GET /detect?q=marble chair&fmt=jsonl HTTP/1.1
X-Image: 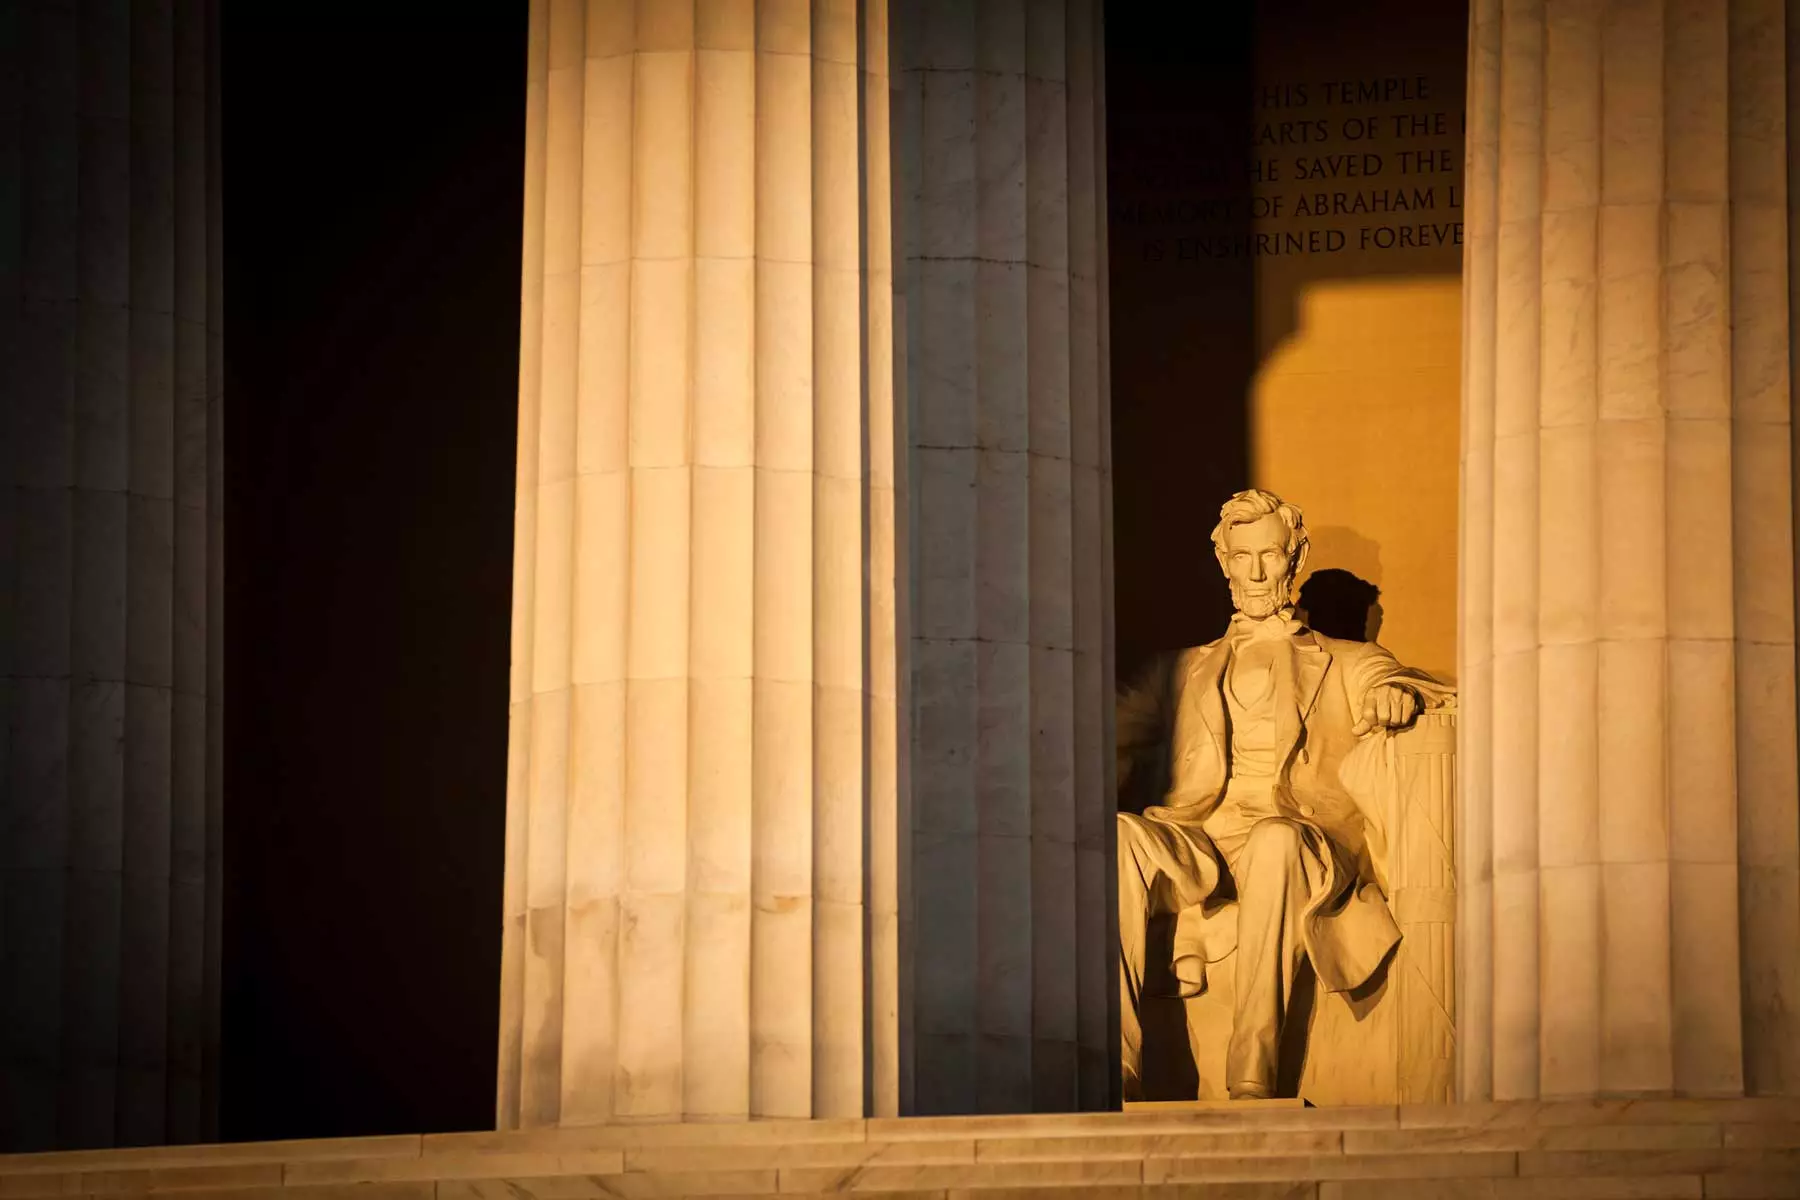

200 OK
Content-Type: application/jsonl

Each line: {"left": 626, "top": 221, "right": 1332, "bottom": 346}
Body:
{"left": 1138, "top": 706, "right": 1458, "bottom": 1104}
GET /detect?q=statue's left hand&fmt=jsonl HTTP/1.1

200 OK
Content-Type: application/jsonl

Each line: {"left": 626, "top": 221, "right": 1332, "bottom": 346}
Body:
{"left": 1352, "top": 683, "right": 1419, "bottom": 736}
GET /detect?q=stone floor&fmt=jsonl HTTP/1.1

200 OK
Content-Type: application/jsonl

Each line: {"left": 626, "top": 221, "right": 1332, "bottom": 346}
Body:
{"left": 3, "top": 1099, "right": 1799, "bottom": 1199}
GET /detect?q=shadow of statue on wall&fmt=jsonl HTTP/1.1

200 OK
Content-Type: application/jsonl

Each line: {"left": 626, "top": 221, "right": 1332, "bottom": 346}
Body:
{"left": 1297, "top": 567, "right": 1382, "bottom": 643}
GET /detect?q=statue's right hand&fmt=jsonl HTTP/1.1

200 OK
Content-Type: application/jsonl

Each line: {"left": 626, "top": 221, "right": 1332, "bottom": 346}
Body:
{"left": 1352, "top": 683, "right": 1419, "bottom": 736}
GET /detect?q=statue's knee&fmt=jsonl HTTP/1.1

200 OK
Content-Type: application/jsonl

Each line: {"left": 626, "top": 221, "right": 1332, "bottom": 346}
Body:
{"left": 1243, "top": 817, "right": 1303, "bottom": 861}
{"left": 1118, "top": 809, "right": 1159, "bottom": 842}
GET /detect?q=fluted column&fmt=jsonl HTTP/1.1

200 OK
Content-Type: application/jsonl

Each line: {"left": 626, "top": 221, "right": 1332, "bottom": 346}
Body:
{"left": 1460, "top": 0, "right": 1800, "bottom": 1099}
{"left": 0, "top": 0, "right": 223, "bottom": 1149}
{"left": 894, "top": 0, "right": 1115, "bottom": 1114}
{"left": 496, "top": 0, "right": 899, "bottom": 1126}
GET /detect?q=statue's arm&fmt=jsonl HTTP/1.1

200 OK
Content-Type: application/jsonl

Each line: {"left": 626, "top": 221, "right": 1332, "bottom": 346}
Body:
{"left": 1341, "top": 640, "right": 1458, "bottom": 716}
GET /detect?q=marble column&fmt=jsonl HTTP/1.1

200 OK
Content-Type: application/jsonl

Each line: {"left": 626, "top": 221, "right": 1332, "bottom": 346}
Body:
{"left": 495, "top": 0, "right": 901, "bottom": 1126}
{"left": 0, "top": 0, "right": 224, "bottom": 1149}
{"left": 1459, "top": 0, "right": 1800, "bottom": 1099}
{"left": 893, "top": 0, "right": 1116, "bottom": 1115}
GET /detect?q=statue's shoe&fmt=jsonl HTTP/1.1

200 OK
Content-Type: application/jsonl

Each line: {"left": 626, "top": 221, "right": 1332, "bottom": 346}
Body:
{"left": 1228, "top": 1082, "right": 1273, "bottom": 1100}
{"left": 1122, "top": 1068, "right": 1144, "bottom": 1103}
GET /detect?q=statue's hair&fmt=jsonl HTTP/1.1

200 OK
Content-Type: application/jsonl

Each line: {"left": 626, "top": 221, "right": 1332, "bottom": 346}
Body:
{"left": 1210, "top": 488, "right": 1307, "bottom": 562}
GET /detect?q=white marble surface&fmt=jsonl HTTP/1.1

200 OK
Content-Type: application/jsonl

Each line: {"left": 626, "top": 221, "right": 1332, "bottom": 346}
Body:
{"left": 499, "top": 0, "right": 907, "bottom": 1128}
{"left": 1459, "top": 0, "right": 1800, "bottom": 1103}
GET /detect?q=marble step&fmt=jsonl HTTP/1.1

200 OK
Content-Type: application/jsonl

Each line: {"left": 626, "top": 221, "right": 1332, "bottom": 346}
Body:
{"left": 2, "top": 1100, "right": 1797, "bottom": 1200}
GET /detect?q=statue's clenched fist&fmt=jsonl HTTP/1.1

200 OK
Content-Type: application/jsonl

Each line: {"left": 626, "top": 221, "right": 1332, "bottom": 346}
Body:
{"left": 1352, "top": 683, "right": 1419, "bottom": 736}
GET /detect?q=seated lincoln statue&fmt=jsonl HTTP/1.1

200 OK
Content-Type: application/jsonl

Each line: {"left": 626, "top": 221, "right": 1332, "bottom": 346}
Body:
{"left": 1116, "top": 489, "right": 1453, "bottom": 1101}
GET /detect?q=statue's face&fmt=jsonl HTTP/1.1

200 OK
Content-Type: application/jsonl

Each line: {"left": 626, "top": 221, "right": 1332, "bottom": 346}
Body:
{"left": 1220, "top": 514, "right": 1298, "bottom": 618}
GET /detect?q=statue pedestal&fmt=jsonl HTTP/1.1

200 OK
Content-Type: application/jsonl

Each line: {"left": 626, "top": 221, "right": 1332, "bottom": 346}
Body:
{"left": 1124, "top": 1098, "right": 1309, "bottom": 1112}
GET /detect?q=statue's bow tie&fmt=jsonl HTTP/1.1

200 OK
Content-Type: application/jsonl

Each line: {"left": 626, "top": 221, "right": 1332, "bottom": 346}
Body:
{"left": 1230, "top": 608, "right": 1303, "bottom": 643}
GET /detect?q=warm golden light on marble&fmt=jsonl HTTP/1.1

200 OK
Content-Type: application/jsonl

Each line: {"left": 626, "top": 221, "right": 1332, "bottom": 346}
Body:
{"left": 1250, "top": 277, "right": 1462, "bottom": 682}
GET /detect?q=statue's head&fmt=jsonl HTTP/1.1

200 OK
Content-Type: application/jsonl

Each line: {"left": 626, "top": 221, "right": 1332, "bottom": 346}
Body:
{"left": 1210, "top": 488, "right": 1309, "bottom": 619}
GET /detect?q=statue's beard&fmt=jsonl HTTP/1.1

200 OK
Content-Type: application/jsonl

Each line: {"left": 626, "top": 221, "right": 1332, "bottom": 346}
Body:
{"left": 1231, "top": 578, "right": 1290, "bottom": 619}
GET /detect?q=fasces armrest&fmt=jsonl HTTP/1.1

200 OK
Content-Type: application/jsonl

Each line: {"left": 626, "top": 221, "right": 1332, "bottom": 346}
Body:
{"left": 1389, "top": 705, "right": 1455, "bottom": 902}
{"left": 1332, "top": 705, "right": 1456, "bottom": 1102}
{"left": 1388, "top": 704, "right": 1457, "bottom": 1104}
